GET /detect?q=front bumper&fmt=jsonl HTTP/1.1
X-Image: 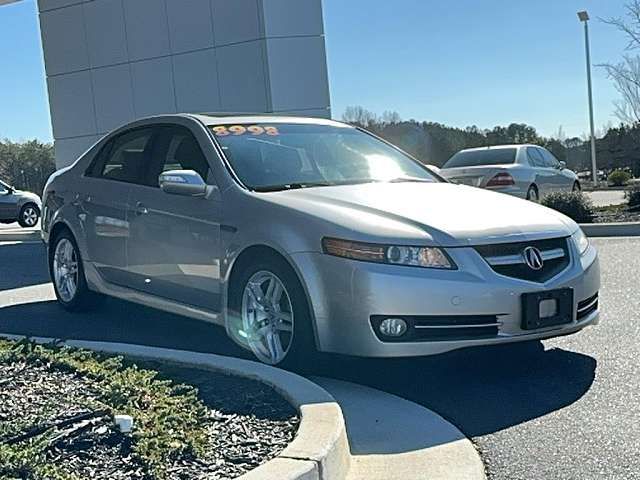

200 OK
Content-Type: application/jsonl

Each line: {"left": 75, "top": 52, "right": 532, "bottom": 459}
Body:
{"left": 291, "top": 241, "right": 600, "bottom": 357}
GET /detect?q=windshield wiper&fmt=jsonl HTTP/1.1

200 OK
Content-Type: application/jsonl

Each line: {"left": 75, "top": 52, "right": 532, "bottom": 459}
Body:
{"left": 253, "top": 181, "right": 334, "bottom": 192}
{"left": 386, "top": 176, "right": 433, "bottom": 183}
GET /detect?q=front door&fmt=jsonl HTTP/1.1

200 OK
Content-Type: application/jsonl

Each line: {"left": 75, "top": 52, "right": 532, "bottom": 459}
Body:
{"left": 80, "top": 127, "right": 154, "bottom": 286}
{"left": 126, "top": 125, "right": 222, "bottom": 312}
{"left": 0, "top": 181, "right": 17, "bottom": 220}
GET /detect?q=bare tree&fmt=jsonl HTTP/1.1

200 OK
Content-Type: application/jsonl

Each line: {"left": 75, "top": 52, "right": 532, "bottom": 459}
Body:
{"left": 341, "top": 106, "right": 378, "bottom": 128}
{"left": 601, "top": 1, "right": 640, "bottom": 124}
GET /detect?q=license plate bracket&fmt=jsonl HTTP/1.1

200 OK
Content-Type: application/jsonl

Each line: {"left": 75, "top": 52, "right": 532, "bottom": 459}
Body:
{"left": 521, "top": 288, "right": 573, "bottom": 330}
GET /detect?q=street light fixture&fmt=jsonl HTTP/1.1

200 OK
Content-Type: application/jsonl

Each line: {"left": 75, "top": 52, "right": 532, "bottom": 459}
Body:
{"left": 578, "top": 10, "right": 598, "bottom": 186}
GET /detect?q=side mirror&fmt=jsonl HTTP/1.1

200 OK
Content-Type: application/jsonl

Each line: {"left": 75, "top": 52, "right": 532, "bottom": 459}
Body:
{"left": 159, "top": 170, "right": 207, "bottom": 197}
{"left": 558, "top": 161, "right": 567, "bottom": 169}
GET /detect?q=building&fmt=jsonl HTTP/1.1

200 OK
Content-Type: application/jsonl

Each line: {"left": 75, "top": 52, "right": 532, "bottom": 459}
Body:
{"left": 4, "top": 0, "right": 331, "bottom": 168}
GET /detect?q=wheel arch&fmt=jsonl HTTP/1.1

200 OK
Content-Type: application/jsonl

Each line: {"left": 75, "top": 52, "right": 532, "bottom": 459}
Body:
{"left": 223, "top": 244, "right": 320, "bottom": 349}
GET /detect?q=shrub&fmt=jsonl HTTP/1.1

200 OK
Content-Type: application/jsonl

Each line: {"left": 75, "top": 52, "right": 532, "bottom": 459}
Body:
{"left": 607, "top": 169, "right": 632, "bottom": 186}
{"left": 541, "top": 191, "right": 595, "bottom": 223}
{"left": 626, "top": 184, "right": 640, "bottom": 209}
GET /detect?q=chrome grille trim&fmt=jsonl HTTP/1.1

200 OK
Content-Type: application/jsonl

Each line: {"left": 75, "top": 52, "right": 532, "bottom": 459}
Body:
{"left": 485, "top": 248, "right": 565, "bottom": 266}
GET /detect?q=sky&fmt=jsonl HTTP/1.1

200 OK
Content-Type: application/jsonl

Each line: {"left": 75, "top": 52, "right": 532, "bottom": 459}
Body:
{"left": 0, "top": 0, "right": 633, "bottom": 142}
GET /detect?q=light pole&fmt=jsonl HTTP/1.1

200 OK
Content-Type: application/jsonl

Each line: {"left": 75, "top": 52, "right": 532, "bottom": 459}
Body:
{"left": 578, "top": 10, "right": 598, "bottom": 186}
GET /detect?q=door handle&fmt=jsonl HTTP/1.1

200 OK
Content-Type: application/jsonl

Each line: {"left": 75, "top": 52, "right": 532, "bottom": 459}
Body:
{"left": 135, "top": 202, "right": 148, "bottom": 215}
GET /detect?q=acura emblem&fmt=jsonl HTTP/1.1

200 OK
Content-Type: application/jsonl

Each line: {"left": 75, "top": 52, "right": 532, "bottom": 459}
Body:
{"left": 523, "top": 246, "right": 544, "bottom": 270}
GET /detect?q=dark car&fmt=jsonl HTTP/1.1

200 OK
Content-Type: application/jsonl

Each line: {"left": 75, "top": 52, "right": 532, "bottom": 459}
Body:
{"left": 0, "top": 179, "right": 42, "bottom": 228}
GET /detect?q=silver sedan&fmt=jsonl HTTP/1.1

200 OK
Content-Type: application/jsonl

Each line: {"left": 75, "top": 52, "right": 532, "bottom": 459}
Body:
{"left": 0, "top": 179, "right": 42, "bottom": 228}
{"left": 42, "top": 115, "right": 600, "bottom": 366}
{"left": 440, "top": 144, "right": 581, "bottom": 201}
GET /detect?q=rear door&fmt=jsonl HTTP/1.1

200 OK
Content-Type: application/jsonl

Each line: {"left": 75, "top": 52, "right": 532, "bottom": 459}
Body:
{"left": 81, "top": 127, "right": 154, "bottom": 286}
{"left": 527, "top": 147, "right": 555, "bottom": 197}
{"left": 541, "top": 148, "right": 573, "bottom": 192}
{"left": 125, "top": 125, "right": 223, "bottom": 312}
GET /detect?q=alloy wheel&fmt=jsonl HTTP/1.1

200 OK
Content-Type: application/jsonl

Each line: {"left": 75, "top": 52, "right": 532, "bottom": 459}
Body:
{"left": 22, "top": 206, "right": 38, "bottom": 227}
{"left": 53, "top": 238, "right": 79, "bottom": 303}
{"left": 241, "top": 270, "right": 294, "bottom": 365}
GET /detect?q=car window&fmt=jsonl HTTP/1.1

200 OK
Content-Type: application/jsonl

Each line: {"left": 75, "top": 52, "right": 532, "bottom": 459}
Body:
{"left": 210, "top": 123, "right": 438, "bottom": 190}
{"left": 145, "top": 126, "right": 213, "bottom": 187}
{"left": 91, "top": 129, "right": 154, "bottom": 184}
{"left": 0, "top": 181, "right": 7, "bottom": 194}
{"left": 541, "top": 149, "right": 560, "bottom": 168}
{"left": 527, "top": 148, "right": 546, "bottom": 168}
{"left": 444, "top": 148, "right": 517, "bottom": 168}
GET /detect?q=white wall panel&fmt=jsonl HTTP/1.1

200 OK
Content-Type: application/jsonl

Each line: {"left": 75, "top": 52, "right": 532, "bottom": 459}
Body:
{"left": 54, "top": 134, "right": 102, "bottom": 168}
{"left": 216, "top": 40, "right": 268, "bottom": 112}
{"left": 47, "top": 70, "right": 97, "bottom": 138}
{"left": 92, "top": 64, "right": 135, "bottom": 133}
{"left": 211, "top": 0, "right": 262, "bottom": 46}
{"left": 84, "top": 0, "right": 128, "bottom": 68}
{"left": 173, "top": 49, "right": 220, "bottom": 113}
{"left": 262, "top": 0, "right": 324, "bottom": 37}
{"left": 39, "top": 4, "right": 89, "bottom": 75}
{"left": 123, "top": 0, "right": 171, "bottom": 61}
{"left": 131, "top": 57, "right": 177, "bottom": 117}
{"left": 166, "top": 0, "right": 214, "bottom": 54}
{"left": 266, "top": 36, "right": 330, "bottom": 111}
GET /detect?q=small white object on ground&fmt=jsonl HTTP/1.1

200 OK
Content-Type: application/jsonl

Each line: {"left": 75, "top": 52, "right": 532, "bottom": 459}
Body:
{"left": 114, "top": 414, "right": 134, "bottom": 433}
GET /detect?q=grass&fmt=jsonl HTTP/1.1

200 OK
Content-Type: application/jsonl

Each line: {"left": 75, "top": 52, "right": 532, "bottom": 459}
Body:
{"left": 0, "top": 338, "right": 210, "bottom": 480}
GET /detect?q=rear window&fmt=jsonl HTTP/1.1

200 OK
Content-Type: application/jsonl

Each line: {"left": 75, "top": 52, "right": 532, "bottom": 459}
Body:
{"left": 444, "top": 148, "right": 517, "bottom": 168}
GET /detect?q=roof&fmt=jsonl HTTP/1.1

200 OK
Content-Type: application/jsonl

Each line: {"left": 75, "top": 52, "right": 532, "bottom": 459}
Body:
{"left": 460, "top": 144, "right": 534, "bottom": 152}
{"left": 189, "top": 113, "right": 349, "bottom": 128}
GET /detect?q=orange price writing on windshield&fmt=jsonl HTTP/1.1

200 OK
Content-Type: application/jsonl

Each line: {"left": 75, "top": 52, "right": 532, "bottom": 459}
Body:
{"left": 212, "top": 125, "right": 280, "bottom": 137}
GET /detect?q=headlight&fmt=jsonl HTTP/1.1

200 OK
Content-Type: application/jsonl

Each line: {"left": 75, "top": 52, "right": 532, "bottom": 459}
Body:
{"left": 571, "top": 229, "right": 589, "bottom": 256}
{"left": 322, "top": 238, "right": 456, "bottom": 269}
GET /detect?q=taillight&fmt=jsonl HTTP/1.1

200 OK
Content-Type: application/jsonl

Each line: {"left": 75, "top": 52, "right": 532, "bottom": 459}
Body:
{"left": 486, "top": 172, "right": 515, "bottom": 187}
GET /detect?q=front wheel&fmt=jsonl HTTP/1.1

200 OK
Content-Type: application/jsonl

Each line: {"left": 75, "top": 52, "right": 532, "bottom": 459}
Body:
{"left": 18, "top": 204, "right": 40, "bottom": 228}
{"left": 526, "top": 185, "right": 539, "bottom": 202}
{"left": 230, "top": 258, "right": 316, "bottom": 368}
{"left": 572, "top": 181, "right": 581, "bottom": 192}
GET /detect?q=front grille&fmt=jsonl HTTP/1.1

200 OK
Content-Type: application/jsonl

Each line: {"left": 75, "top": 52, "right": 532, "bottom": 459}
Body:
{"left": 474, "top": 237, "right": 570, "bottom": 283}
{"left": 577, "top": 292, "right": 599, "bottom": 320}
{"left": 371, "top": 315, "right": 500, "bottom": 342}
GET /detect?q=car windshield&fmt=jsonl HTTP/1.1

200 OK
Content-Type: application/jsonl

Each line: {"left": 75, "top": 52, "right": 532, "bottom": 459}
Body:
{"left": 209, "top": 123, "right": 438, "bottom": 191}
{"left": 444, "top": 148, "right": 517, "bottom": 168}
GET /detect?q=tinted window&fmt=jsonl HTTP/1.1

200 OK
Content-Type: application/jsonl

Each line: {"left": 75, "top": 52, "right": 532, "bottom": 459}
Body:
{"left": 527, "top": 148, "right": 546, "bottom": 168}
{"left": 93, "top": 129, "right": 154, "bottom": 184}
{"left": 210, "top": 123, "right": 438, "bottom": 190}
{"left": 0, "top": 180, "right": 8, "bottom": 194}
{"left": 146, "top": 126, "right": 213, "bottom": 187}
{"left": 444, "top": 148, "right": 517, "bottom": 168}
{"left": 541, "top": 149, "right": 560, "bottom": 168}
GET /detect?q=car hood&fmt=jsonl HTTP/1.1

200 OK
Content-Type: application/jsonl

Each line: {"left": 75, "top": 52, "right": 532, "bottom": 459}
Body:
{"left": 264, "top": 182, "right": 577, "bottom": 247}
{"left": 16, "top": 190, "right": 42, "bottom": 204}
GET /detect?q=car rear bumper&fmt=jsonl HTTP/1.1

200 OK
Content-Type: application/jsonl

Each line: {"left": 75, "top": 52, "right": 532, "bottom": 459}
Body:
{"left": 291, "top": 242, "right": 600, "bottom": 358}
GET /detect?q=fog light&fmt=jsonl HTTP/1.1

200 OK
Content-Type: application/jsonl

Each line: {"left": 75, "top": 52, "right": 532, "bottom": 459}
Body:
{"left": 379, "top": 318, "right": 408, "bottom": 337}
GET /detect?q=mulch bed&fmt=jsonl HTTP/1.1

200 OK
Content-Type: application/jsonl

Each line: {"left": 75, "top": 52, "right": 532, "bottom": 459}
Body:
{"left": 0, "top": 346, "right": 299, "bottom": 479}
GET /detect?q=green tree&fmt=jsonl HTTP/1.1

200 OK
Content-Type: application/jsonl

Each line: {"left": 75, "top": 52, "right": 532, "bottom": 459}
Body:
{"left": 0, "top": 139, "right": 55, "bottom": 195}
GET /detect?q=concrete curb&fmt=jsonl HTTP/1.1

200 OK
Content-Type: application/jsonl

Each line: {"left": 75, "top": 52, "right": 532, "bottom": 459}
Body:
{"left": 0, "top": 230, "right": 41, "bottom": 242}
{"left": 0, "top": 334, "right": 350, "bottom": 480}
{"left": 580, "top": 222, "right": 640, "bottom": 237}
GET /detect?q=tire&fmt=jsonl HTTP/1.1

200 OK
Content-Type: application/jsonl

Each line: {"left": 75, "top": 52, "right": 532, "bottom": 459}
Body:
{"left": 49, "top": 229, "right": 102, "bottom": 312}
{"left": 17, "top": 204, "right": 40, "bottom": 228}
{"left": 229, "top": 256, "right": 316, "bottom": 369}
{"left": 526, "top": 185, "right": 539, "bottom": 202}
{"left": 572, "top": 182, "right": 581, "bottom": 192}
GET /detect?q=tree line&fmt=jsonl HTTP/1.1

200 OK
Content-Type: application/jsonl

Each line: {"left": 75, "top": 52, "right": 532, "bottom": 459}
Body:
{"left": 342, "top": 105, "right": 640, "bottom": 176}
{"left": 0, "top": 140, "right": 55, "bottom": 195}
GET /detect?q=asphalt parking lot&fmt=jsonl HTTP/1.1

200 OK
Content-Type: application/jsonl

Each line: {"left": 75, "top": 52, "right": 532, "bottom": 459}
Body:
{"left": 1, "top": 237, "right": 638, "bottom": 479}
